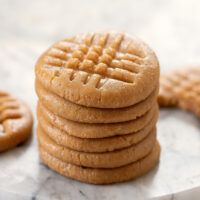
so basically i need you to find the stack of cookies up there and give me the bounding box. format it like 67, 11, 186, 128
35, 32, 160, 184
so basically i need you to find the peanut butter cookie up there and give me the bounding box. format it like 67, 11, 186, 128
39, 141, 160, 184
0, 91, 33, 152
38, 102, 158, 138
36, 81, 158, 123
38, 126, 156, 168
38, 111, 156, 152
158, 67, 200, 116
35, 32, 159, 108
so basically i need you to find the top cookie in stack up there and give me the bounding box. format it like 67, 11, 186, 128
36, 32, 159, 109
35, 32, 160, 184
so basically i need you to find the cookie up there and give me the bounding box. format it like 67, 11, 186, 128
38, 108, 157, 153
35, 32, 159, 108
0, 91, 33, 152
38, 113, 156, 152
158, 67, 200, 116
36, 81, 158, 123
38, 101, 158, 138
38, 126, 156, 168
39, 141, 160, 184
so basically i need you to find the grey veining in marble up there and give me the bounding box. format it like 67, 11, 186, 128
0, 0, 200, 199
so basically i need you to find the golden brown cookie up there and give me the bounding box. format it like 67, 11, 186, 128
38, 126, 156, 168
0, 91, 33, 152
38, 108, 157, 152
35, 32, 159, 108
39, 141, 160, 184
36, 81, 158, 123
158, 67, 200, 116
38, 116, 156, 153
38, 102, 158, 139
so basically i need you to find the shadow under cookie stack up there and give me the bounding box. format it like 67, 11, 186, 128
35, 32, 160, 184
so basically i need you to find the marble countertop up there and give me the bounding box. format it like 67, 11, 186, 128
1, 0, 200, 199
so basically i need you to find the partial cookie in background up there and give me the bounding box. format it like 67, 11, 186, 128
36, 81, 158, 123
39, 142, 160, 184
158, 67, 200, 116
0, 91, 33, 152
38, 126, 156, 168
37, 102, 159, 139
35, 32, 159, 108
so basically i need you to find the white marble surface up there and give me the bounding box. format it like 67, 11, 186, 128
0, 0, 200, 199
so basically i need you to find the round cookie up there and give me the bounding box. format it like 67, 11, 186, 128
39, 141, 160, 184
38, 126, 156, 168
38, 112, 157, 152
38, 102, 158, 138
0, 91, 33, 152
35, 32, 159, 108
158, 67, 200, 117
36, 82, 158, 123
